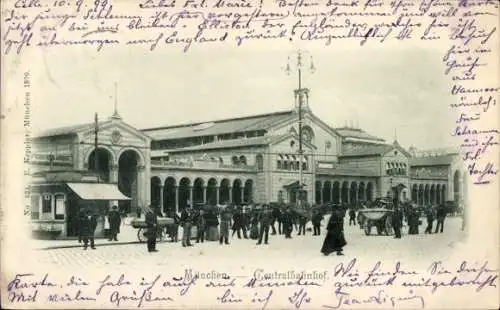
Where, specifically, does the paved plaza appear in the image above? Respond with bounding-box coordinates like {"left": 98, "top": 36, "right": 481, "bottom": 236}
{"left": 31, "top": 217, "right": 465, "bottom": 271}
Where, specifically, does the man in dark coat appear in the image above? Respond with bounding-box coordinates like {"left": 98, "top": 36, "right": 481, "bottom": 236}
{"left": 195, "top": 209, "right": 206, "bottom": 243}
{"left": 424, "top": 205, "right": 435, "bottom": 234}
{"left": 168, "top": 210, "right": 180, "bottom": 242}
{"left": 392, "top": 206, "right": 403, "bottom": 239}
{"left": 232, "top": 208, "right": 247, "bottom": 239}
{"left": 219, "top": 208, "right": 232, "bottom": 245}
{"left": 108, "top": 205, "right": 121, "bottom": 241}
{"left": 257, "top": 205, "right": 271, "bottom": 245}
{"left": 180, "top": 206, "right": 193, "bottom": 247}
{"left": 407, "top": 208, "right": 420, "bottom": 235}
{"left": 270, "top": 206, "right": 281, "bottom": 235}
{"left": 321, "top": 207, "right": 347, "bottom": 256}
{"left": 312, "top": 210, "right": 323, "bottom": 236}
{"left": 81, "top": 209, "right": 98, "bottom": 250}
{"left": 145, "top": 207, "right": 159, "bottom": 252}
{"left": 348, "top": 209, "right": 356, "bottom": 226}
{"left": 297, "top": 213, "right": 308, "bottom": 235}
{"left": 434, "top": 204, "right": 447, "bottom": 233}
{"left": 282, "top": 208, "right": 294, "bottom": 238}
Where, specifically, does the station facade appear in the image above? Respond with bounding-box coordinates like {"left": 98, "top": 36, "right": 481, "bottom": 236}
{"left": 28, "top": 96, "right": 468, "bottom": 237}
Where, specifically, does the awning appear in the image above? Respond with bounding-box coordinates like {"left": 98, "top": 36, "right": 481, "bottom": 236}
{"left": 67, "top": 183, "right": 131, "bottom": 200}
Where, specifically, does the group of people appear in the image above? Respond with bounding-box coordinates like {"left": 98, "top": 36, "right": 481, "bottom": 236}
{"left": 139, "top": 204, "right": 333, "bottom": 252}
{"left": 76, "top": 201, "right": 451, "bottom": 256}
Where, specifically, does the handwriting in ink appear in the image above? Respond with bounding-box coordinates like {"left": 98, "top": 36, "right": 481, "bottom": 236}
{"left": 250, "top": 290, "right": 273, "bottom": 310}
{"left": 323, "top": 289, "right": 425, "bottom": 309}
{"left": 216, "top": 288, "right": 243, "bottom": 303}
{"left": 288, "top": 288, "right": 311, "bottom": 309}
{"left": 7, "top": 273, "right": 57, "bottom": 292}
{"left": 95, "top": 274, "right": 132, "bottom": 296}
{"left": 109, "top": 289, "right": 174, "bottom": 308}
{"left": 47, "top": 290, "right": 96, "bottom": 303}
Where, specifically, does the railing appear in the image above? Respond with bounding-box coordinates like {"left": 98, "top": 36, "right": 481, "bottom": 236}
{"left": 30, "top": 153, "right": 73, "bottom": 164}
{"left": 151, "top": 159, "right": 256, "bottom": 171}
{"left": 410, "top": 171, "right": 448, "bottom": 179}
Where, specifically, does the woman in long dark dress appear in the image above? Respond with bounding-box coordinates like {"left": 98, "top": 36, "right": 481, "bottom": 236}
{"left": 321, "top": 207, "right": 347, "bottom": 256}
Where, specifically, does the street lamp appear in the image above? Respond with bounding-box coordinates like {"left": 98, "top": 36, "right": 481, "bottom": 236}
{"left": 285, "top": 50, "right": 315, "bottom": 207}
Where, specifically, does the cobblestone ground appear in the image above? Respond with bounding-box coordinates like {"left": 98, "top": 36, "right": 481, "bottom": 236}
{"left": 32, "top": 217, "right": 466, "bottom": 271}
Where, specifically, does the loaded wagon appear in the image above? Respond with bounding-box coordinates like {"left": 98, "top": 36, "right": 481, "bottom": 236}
{"left": 131, "top": 217, "right": 174, "bottom": 243}
{"left": 357, "top": 208, "right": 394, "bottom": 236}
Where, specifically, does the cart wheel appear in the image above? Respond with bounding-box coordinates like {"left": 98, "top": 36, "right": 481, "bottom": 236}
{"left": 385, "top": 217, "right": 393, "bottom": 235}
{"left": 157, "top": 230, "right": 164, "bottom": 242}
{"left": 364, "top": 220, "right": 371, "bottom": 235}
{"left": 137, "top": 228, "right": 146, "bottom": 243}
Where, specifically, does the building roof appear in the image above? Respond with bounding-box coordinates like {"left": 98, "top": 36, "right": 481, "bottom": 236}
{"left": 409, "top": 154, "right": 457, "bottom": 166}
{"left": 341, "top": 143, "right": 412, "bottom": 158}
{"left": 165, "top": 132, "right": 316, "bottom": 153}
{"left": 141, "top": 110, "right": 294, "bottom": 140}
{"left": 334, "top": 127, "right": 385, "bottom": 142}
{"left": 33, "top": 121, "right": 101, "bottom": 138}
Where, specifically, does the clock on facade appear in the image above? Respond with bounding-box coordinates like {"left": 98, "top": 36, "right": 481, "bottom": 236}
{"left": 111, "top": 130, "right": 122, "bottom": 144}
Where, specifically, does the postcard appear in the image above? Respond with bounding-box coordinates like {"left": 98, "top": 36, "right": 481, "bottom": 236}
{"left": 1, "top": 0, "right": 498, "bottom": 308}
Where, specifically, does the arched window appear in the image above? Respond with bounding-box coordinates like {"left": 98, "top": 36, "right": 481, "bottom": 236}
{"left": 284, "top": 155, "right": 290, "bottom": 170}
{"left": 239, "top": 155, "right": 247, "bottom": 166}
{"left": 256, "top": 154, "right": 264, "bottom": 171}
{"left": 232, "top": 156, "right": 239, "bottom": 165}
{"left": 277, "top": 154, "right": 283, "bottom": 170}
{"left": 219, "top": 157, "right": 224, "bottom": 164}
{"left": 302, "top": 155, "right": 308, "bottom": 171}
{"left": 291, "top": 155, "right": 297, "bottom": 170}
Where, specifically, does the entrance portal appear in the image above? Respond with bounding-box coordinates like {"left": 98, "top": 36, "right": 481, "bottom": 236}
{"left": 118, "top": 150, "right": 140, "bottom": 215}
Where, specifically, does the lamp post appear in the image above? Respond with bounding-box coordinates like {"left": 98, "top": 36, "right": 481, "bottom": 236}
{"left": 286, "top": 50, "right": 315, "bottom": 207}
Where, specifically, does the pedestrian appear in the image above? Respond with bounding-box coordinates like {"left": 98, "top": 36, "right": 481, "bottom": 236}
{"left": 312, "top": 210, "right": 323, "bottom": 236}
{"left": 348, "top": 208, "right": 356, "bottom": 226}
{"left": 107, "top": 205, "right": 121, "bottom": 241}
{"left": 257, "top": 205, "right": 271, "bottom": 245}
{"left": 145, "top": 206, "right": 159, "bottom": 252}
{"left": 321, "top": 206, "right": 347, "bottom": 256}
{"left": 81, "top": 209, "right": 98, "bottom": 250}
{"left": 168, "top": 210, "right": 180, "bottom": 242}
{"left": 282, "top": 208, "right": 294, "bottom": 238}
{"left": 424, "top": 205, "right": 435, "bottom": 234}
{"left": 270, "top": 206, "right": 281, "bottom": 235}
{"left": 219, "top": 208, "right": 232, "bottom": 245}
{"left": 205, "top": 208, "right": 220, "bottom": 241}
{"left": 392, "top": 206, "right": 403, "bottom": 239}
{"left": 297, "top": 213, "right": 307, "bottom": 235}
{"left": 250, "top": 211, "right": 260, "bottom": 240}
{"left": 196, "top": 209, "right": 206, "bottom": 243}
{"left": 435, "top": 204, "right": 447, "bottom": 233}
{"left": 407, "top": 208, "right": 420, "bottom": 235}
{"left": 181, "top": 206, "right": 193, "bottom": 247}
{"left": 231, "top": 207, "right": 247, "bottom": 239}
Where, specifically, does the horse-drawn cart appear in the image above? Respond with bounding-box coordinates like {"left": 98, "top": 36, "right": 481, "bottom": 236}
{"left": 130, "top": 217, "right": 174, "bottom": 243}
{"left": 357, "top": 208, "right": 394, "bottom": 236}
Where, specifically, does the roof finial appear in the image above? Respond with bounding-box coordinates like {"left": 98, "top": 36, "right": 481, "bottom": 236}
{"left": 112, "top": 82, "right": 121, "bottom": 120}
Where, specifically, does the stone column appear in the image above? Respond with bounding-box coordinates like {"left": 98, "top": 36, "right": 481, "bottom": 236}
{"left": 136, "top": 165, "right": 146, "bottom": 215}
{"left": 159, "top": 184, "right": 164, "bottom": 212}
{"left": 175, "top": 186, "right": 179, "bottom": 213}
{"left": 228, "top": 187, "right": 232, "bottom": 204}
{"left": 216, "top": 186, "right": 220, "bottom": 205}
{"left": 189, "top": 186, "right": 193, "bottom": 207}
{"left": 241, "top": 187, "right": 244, "bottom": 204}
{"left": 109, "top": 164, "right": 119, "bottom": 210}
{"left": 203, "top": 186, "right": 207, "bottom": 204}
{"left": 320, "top": 183, "right": 323, "bottom": 204}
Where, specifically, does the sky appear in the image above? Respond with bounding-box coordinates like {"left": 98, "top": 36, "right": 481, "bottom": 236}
{"left": 28, "top": 44, "right": 457, "bottom": 150}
